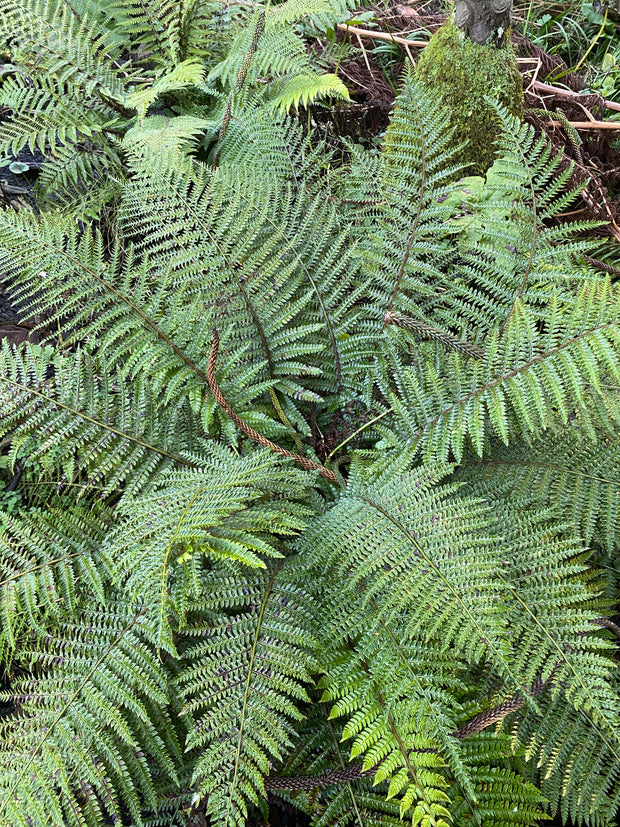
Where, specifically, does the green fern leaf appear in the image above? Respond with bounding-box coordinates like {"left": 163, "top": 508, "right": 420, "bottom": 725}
{"left": 0, "top": 597, "right": 179, "bottom": 826}
{"left": 176, "top": 562, "right": 318, "bottom": 827}
{"left": 270, "top": 73, "right": 350, "bottom": 112}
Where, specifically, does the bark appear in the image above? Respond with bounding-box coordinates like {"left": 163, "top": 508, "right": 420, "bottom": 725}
{"left": 453, "top": 0, "right": 512, "bottom": 46}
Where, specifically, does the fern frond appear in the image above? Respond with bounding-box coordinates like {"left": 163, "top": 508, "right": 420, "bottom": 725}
{"left": 267, "top": 0, "right": 358, "bottom": 29}
{"left": 482, "top": 497, "right": 617, "bottom": 729}
{"left": 176, "top": 561, "right": 318, "bottom": 827}
{"left": 0, "top": 503, "right": 111, "bottom": 651}
{"left": 270, "top": 73, "right": 350, "bottom": 112}
{"left": 375, "top": 280, "right": 620, "bottom": 463}
{"left": 126, "top": 60, "right": 205, "bottom": 119}
{"left": 0, "top": 343, "right": 190, "bottom": 496}
{"left": 124, "top": 115, "right": 214, "bottom": 165}
{"left": 296, "top": 458, "right": 511, "bottom": 818}
{"left": 0, "top": 597, "right": 179, "bottom": 826}
{"left": 297, "top": 454, "right": 619, "bottom": 819}
{"left": 0, "top": 209, "right": 216, "bottom": 402}
{"left": 273, "top": 704, "right": 404, "bottom": 827}
{"left": 108, "top": 0, "right": 220, "bottom": 66}
{"left": 343, "top": 70, "right": 462, "bottom": 347}
{"left": 0, "top": 76, "right": 109, "bottom": 155}
{"left": 107, "top": 446, "right": 311, "bottom": 649}
{"left": 446, "top": 733, "right": 549, "bottom": 826}
{"left": 0, "top": 0, "right": 127, "bottom": 100}
{"left": 514, "top": 671, "right": 620, "bottom": 826}
{"left": 458, "top": 429, "right": 620, "bottom": 552}
{"left": 120, "top": 145, "right": 361, "bottom": 403}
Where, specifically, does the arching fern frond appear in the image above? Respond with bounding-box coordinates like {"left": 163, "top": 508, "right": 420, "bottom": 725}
{"left": 267, "top": 0, "right": 357, "bottom": 29}
{"left": 457, "top": 429, "right": 620, "bottom": 552}
{"left": 374, "top": 279, "right": 620, "bottom": 463}
{"left": 176, "top": 561, "right": 318, "bottom": 827}
{"left": 0, "top": 597, "right": 179, "bottom": 827}
{"left": 514, "top": 671, "right": 620, "bottom": 826}
{"left": 446, "top": 733, "right": 548, "bottom": 826}
{"left": 273, "top": 703, "right": 404, "bottom": 827}
{"left": 0, "top": 343, "right": 190, "bottom": 496}
{"left": 345, "top": 69, "right": 462, "bottom": 359}
{"left": 0, "top": 0, "right": 127, "bottom": 95}
{"left": 270, "top": 73, "right": 350, "bottom": 112}
{"left": 296, "top": 455, "right": 619, "bottom": 820}
{"left": 296, "top": 458, "right": 509, "bottom": 819}
{"left": 0, "top": 503, "right": 111, "bottom": 652}
{"left": 108, "top": 0, "right": 221, "bottom": 66}
{"left": 0, "top": 76, "right": 111, "bottom": 156}
{"left": 107, "top": 446, "right": 312, "bottom": 649}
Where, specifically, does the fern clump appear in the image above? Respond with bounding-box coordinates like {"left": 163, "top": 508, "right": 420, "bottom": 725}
{"left": 0, "top": 0, "right": 354, "bottom": 213}
{"left": 0, "top": 4, "right": 618, "bottom": 827}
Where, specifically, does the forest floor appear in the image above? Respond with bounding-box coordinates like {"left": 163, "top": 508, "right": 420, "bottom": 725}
{"left": 315, "top": 1, "right": 620, "bottom": 249}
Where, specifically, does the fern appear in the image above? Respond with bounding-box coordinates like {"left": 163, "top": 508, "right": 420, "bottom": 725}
{"left": 457, "top": 430, "right": 620, "bottom": 552}
{"left": 0, "top": 0, "right": 356, "bottom": 210}
{"left": 296, "top": 455, "right": 618, "bottom": 821}
{"left": 0, "top": 503, "right": 111, "bottom": 651}
{"left": 373, "top": 279, "right": 620, "bottom": 464}
{"left": 0, "top": 597, "right": 179, "bottom": 826}
{"left": 176, "top": 562, "right": 318, "bottom": 827}
{"left": 270, "top": 73, "right": 350, "bottom": 112}
{"left": 0, "top": 18, "right": 619, "bottom": 826}
{"left": 107, "top": 446, "right": 311, "bottom": 648}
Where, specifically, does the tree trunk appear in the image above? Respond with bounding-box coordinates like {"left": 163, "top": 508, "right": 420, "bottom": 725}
{"left": 453, "top": 0, "right": 512, "bottom": 46}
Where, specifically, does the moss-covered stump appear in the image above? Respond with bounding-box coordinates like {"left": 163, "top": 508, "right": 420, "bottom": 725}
{"left": 414, "top": 20, "right": 523, "bottom": 175}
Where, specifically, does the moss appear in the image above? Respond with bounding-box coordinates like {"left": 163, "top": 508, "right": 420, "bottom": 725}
{"left": 414, "top": 20, "right": 523, "bottom": 175}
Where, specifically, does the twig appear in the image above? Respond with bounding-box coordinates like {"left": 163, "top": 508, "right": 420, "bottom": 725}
{"left": 337, "top": 23, "right": 429, "bottom": 49}
{"left": 208, "top": 330, "right": 337, "bottom": 483}
{"left": 520, "top": 55, "right": 542, "bottom": 95}
{"left": 355, "top": 32, "right": 373, "bottom": 74}
{"left": 546, "top": 118, "right": 620, "bottom": 130}
{"left": 573, "top": 100, "right": 597, "bottom": 122}
{"left": 529, "top": 80, "right": 620, "bottom": 113}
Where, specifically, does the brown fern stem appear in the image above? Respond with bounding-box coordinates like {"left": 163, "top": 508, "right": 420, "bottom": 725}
{"left": 208, "top": 330, "right": 337, "bottom": 482}
{"left": 384, "top": 310, "right": 486, "bottom": 360}
{"left": 266, "top": 676, "right": 552, "bottom": 791}
{"left": 219, "top": 10, "right": 265, "bottom": 142}
{"left": 591, "top": 617, "right": 620, "bottom": 639}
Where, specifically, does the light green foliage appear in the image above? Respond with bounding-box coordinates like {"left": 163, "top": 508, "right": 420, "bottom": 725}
{"left": 0, "top": 20, "right": 618, "bottom": 827}
{"left": 414, "top": 21, "right": 523, "bottom": 175}
{"left": 270, "top": 73, "right": 350, "bottom": 112}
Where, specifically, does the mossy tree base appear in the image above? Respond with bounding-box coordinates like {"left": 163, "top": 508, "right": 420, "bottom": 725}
{"left": 414, "top": 21, "right": 523, "bottom": 176}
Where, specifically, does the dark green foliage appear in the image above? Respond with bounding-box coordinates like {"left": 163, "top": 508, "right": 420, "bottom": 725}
{"left": 177, "top": 564, "right": 317, "bottom": 827}
{"left": 0, "top": 6, "right": 618, "bottom": 826}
